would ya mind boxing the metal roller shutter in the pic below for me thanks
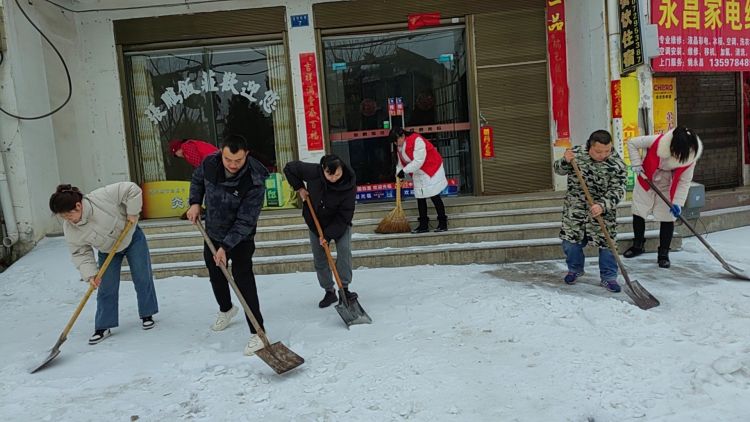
[474,7,552,194]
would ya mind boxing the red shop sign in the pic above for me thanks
[299,53,324,151]
[480,126,495,159]
[546,0,571,146]
[652,0,750,72]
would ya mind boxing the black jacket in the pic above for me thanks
[189,151,269,251]
[284,160,356,241]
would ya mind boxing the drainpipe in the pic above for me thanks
[606,0,625,156]
[0,149,19,247]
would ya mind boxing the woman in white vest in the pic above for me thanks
[624,126,703,268]
[390,128,449,233]
[49,183,159,344]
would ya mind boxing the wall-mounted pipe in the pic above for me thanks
[0,149,19,247]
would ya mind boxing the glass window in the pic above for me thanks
[322,27,472,199]
[123,43,296,183]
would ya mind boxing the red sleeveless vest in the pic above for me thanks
[637,133,691,201]
[398,133,442,177]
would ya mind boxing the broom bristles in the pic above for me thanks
[375,204,411,234]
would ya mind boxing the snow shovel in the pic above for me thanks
[30,220,135,374]
[571,159,660,310]
[196,221,304,374]
[643,177,750,281]
[305,198,372,328]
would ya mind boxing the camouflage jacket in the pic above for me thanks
[553,146,627,248]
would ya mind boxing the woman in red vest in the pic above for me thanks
[624,126,703,268]
[390,128,448,233]
[169,138,219,169]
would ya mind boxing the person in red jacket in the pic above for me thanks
[169,139,219,168]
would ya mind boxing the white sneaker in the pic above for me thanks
[244,334,264,356]
[211,305,238,331]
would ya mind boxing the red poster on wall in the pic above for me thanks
[744,72,750,164]
[480,126,495,159]
[611,80,622,118]
[546,0,571,147]
[651,0,750,72]
[299,53,324,151]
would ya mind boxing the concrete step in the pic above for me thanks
[125,230,679,279]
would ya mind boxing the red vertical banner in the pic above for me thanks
[744,72,750,164]
[299,53,324,151]
[610,80,622,118]
[546,0,571,147]
[480,126,495,158]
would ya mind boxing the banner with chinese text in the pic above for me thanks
[546,0,571,147]
[652,0,750,71]
[619,0,644,74]
[299,53,324,150]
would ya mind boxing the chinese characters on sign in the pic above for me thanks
[546,0,571,147]
[611,80,623,118]
[300,53,324,151]
[653,0,750,71]
[144,71,280,125]
[480,126,495,159]
[619,0,644,74]
[653,77,677,135]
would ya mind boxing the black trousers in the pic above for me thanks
[203,237,264,334]
[416,194,447,222]
[632,215,674,250]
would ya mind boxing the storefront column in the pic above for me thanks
[286,0,324,163]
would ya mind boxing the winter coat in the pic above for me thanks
[396,133,448,198]
[189,152,268,250]
[182,140,219,169]
[284,160,357,241]
[628,129,703,221]
[553,146,627,248]
[63,182,142,281]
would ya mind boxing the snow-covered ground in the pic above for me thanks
[1,227,749,421]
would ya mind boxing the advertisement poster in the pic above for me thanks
[653,77,677,135]
[621,74,640,190]
[546,0,571,146]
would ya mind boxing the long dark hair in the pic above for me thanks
[49,184,83,214]
[388,127,415,143]
[671,126,699,163]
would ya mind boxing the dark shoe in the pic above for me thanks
[412,217,429,234]
[434,218,448,232]
[318,289,338,308]
[564,271,583,285]
[341,288,358,302]
[88,329,111,345]
[658,247,671,268]
[142,316,155,330]
[623,239,645,258]
[600,279,622,293]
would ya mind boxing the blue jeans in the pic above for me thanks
[562,238,618,281]
[308,226,352,291]
[95,225,159,330]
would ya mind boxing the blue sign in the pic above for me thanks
[332,62,347,71]
[291,14,309,28]
[438,53,454,63]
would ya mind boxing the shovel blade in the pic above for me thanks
[335,299,373,327]
[624,279,660,310]
[254,342,304,375]
[723,263,750,281]
[30,348,61,374]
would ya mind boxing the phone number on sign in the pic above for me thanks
[708,58,750,67]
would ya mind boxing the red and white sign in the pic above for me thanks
[546,0,571,146]
[652,0,750,72]
[299,53,324,150]
[480,126,495,159]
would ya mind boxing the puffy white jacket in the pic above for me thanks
[63,182,142,280]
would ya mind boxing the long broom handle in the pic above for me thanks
[56,220,134,345]
[395,178,402,208]
[195,220,272,348]
[570,159,634,284]
[304,198,349,306]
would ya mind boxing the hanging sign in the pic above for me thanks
[407,12,441,30]
[144,70,279,125]
[611,80,622,119]
[652,0,750,72]
[300,53,324,151]
[619,0,644,74]
[480,126,495,159]
[546,0,571,147]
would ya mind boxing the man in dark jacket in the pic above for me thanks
[186,134,268,356]
[284,154,358,308]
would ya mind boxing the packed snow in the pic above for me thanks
[1,227,749,421]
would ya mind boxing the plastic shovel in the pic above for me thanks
[30,220,134,374]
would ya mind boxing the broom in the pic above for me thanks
[375,177,411,234]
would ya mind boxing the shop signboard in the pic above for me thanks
[300,52,324,150]
[546,0,571,147]
[619,0,645,74]
[653,76,677,135]
[356,178,459,202]
[652,0,750,71]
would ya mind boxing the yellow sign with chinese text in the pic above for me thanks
[653,77,677,135]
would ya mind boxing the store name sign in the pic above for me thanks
[144,70,280,125]
[652,0,750,72]
[619,0,644,74]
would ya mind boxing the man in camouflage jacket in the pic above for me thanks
[553,130,627,293]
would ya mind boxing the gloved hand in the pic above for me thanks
[397,170,405,179]
[670,204,681,217]
[631,165,643,175]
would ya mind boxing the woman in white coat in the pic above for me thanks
[390,128,449,233]
[623,126,703,268]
